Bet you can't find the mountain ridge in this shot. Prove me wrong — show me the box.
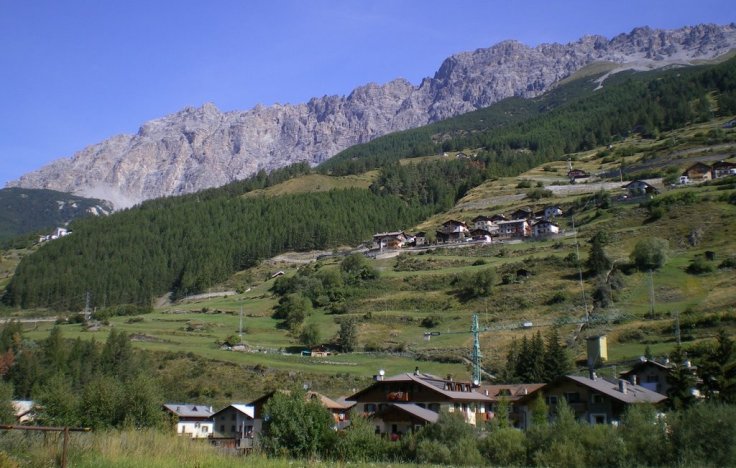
[8,23,736,208]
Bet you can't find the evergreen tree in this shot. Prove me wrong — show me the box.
[666,346,697,410]
[0,380,15,424]
[587,231,612,275]
[699,330,736,403]
[544,327,571,382]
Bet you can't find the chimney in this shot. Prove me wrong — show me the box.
[629,375,638,385]
[618,379,628,394]
[589,368,597,380]
[414,366,419,376]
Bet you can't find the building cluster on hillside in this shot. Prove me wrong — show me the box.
[680,160,736,184]
[38,227,71,243]
[372,205,564,251]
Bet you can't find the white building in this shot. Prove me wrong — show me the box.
[163,404,215,438]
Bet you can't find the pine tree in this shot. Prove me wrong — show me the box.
[587,231,612,275]
[666,346,697,410]
[544,328,571,382]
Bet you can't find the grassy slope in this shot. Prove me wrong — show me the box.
[3,114,735,399]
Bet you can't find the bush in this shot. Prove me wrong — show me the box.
[526,188,554,201]
[718,257,736,269]
[478,428,526,466]
[669,403,736,467]
[686,256,714,275]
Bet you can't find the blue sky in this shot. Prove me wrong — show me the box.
[1,0,733,186]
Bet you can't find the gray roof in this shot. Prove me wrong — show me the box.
[163,404,214,418]
[565,375,667,404]
[389,403,439,423]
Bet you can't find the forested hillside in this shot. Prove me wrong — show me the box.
[321,57,736,176]
[0,187,111,244]
[3,57,736,311]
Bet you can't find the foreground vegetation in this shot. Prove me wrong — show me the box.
[1,399,734,467]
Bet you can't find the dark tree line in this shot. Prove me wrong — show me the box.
[500,329,572,383]
[3,189,429,310]
[0,323,164,429]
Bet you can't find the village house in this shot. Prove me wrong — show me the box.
[479,384,545,428]
[163,404,215,439]
[490,214,508,222]
[411,232,428,246]
[211,403,256,448]
[372,231,408,250]
[542,206,563,219]
[711,160,736,179]
[496,219,531,238]
[682,162,712,182]
[517,374,667,427]
[470,228,493,243]
[532,220,560,237]
[436,220,470,243]
[346,370,492,437]
[619,358,673,395]
[622,180,659,197]
[12,400,36,423]
[471,215,498,234]
[510,207,533,220]
[567,169,590,181]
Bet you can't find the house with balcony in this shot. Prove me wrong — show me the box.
[346,371,492,436]
[436,220,470,243]
[532,220,560,238]
[517,374,667,428]
[372,231,408,250]
[496,219,531,238]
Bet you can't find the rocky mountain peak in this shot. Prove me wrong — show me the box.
[8,23,736,208]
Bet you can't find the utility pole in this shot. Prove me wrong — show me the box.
[648,269,655,319]
[471,314,482,385]
[239,306,243,342]
[84,291,91,321]
[571,216,589,322]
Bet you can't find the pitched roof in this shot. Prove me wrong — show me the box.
[563,375,667,404]
[210,403,254,419]
[479,384,546,401]
[163,403,215,418]
[619,359,672,377]
[347,372,491,402]
[384,403,439,423]
[306,391,349,410]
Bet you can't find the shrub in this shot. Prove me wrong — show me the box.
[478,428,526,466]
[686,256,714,275]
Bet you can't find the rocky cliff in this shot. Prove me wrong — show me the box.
[8,24,736,208]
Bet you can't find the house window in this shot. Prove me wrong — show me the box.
[202,426,208,433]
[564,392,581,403]
[428,403,440,413]
[364,404,376,413]
[220,424,224,433]
[591,394,605,404]
[231,414,236,421]
[646,374,659,383]
[546,396,558,406]
[230,425,235,432]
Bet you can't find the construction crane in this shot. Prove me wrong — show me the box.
[423,313,617,385]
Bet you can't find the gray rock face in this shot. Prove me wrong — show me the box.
[8,24,736,208]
